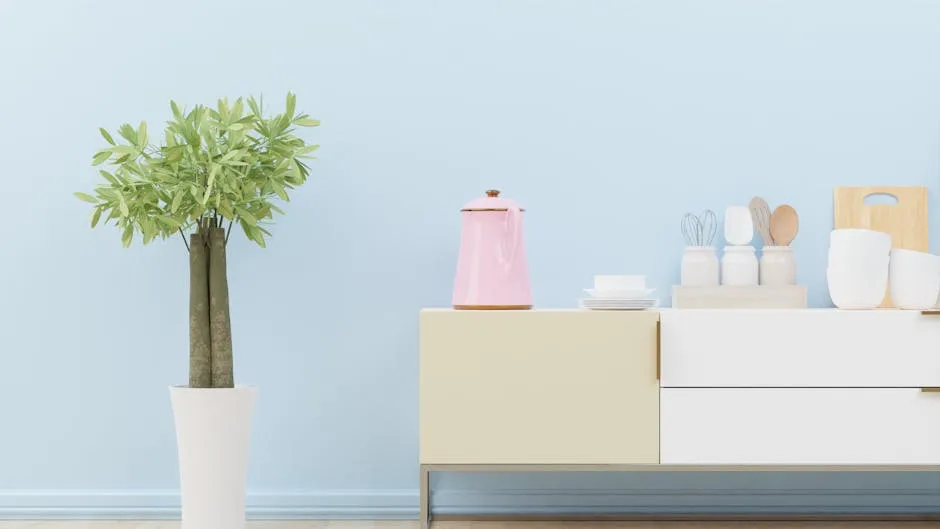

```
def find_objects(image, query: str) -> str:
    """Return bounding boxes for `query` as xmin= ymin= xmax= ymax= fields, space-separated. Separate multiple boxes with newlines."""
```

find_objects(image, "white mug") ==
xmin=724 ymin=205 xmax=754 ymax=246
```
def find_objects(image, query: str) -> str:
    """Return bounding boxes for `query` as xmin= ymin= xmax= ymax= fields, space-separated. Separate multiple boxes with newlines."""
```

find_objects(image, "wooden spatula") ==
xmin=769 ymin=205 xmax=799 ymax=246
xmin=749 ymin=196 xmax=774 ymax=245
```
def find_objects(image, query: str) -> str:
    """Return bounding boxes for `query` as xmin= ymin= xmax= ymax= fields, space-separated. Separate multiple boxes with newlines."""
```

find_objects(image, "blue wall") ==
xmin=2 ymin=0 xmax=940 ymax=517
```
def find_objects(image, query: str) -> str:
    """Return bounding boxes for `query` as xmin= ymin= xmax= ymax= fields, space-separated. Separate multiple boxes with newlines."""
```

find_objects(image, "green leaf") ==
xmin=118 ymin=123 xmax=138 ymax=146
xmin=220 ymin=150 xmax=241 ymax=163
xmin=119 ymin=199 xmax=129 ymax=217
xmin=156 ymin=215 xmax=181 ymax=229
xmin=109 ymin=145 xmax=137 ymax=155
xmin=171 ymin=189 xmax=183 ymax=213
xmin=218 ymin=199 xmax=234 ymax=219
xmin=121 ymin=224 xmax=134 ymax=247
xmin=140 ymin=217 xmax=155 ymax=243
xmin=297 ymin=144 xmax=320 ymax=155
xmin=138 ymin=121 xmax=148 ymax=148
xmin=268 ymin=203 xmax=285 ymax=215
xmin=234 ymin=206 xmax=257 ymax=226
xmin=90 ymin=207 xmax=102 ymax=228
xmin=247 ymin=96 xmax=261 ymax=116
xmin=285 ymin=92 xmax=296 ymax=119
xmin=166 ymin=146 xmax=183 ymax=163
xmin=92 ymin=150 xmax=111 ymax=166
xmin=171 ymin=100 xmax=183 ymax=120
xmin=99 ymin=127 xmax=115 ymax=145
xmin=228 ymin=123 xmax=245 ymax=131
xmin=270 ymin=180 xmax=289 ymax=201
xmin=74 ymin=192 xmax=98 ymax=203
xmin=295 ymin=118 xmax=320 ymax=127
xmin=202 ymin=164 xmax=219 ymax=204
xmin=99 ymin=170 xmax=119 ymax=185
xmin=240 ymin=220 xmax=266 ymax=248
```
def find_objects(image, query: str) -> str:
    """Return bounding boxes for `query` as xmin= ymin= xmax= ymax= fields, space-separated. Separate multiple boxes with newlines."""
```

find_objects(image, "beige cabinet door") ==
xmin=420 ymin=309 xmax=660 ymax=465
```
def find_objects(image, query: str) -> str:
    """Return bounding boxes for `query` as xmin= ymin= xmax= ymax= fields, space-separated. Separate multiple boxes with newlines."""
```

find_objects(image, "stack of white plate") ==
xmin=579 ymin=274 xmax=658 ymax=310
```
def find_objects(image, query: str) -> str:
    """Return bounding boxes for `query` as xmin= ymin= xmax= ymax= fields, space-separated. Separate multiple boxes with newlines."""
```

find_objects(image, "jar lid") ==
xmin=461 ymin=190 xmax=526 ymax=212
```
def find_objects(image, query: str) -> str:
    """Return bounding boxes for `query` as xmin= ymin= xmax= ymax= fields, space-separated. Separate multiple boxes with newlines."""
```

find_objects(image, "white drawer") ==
xmin=660 ymin=309 xmax=940 ymax=387
xmin=660 ymin=388 xmax=940 ymax=465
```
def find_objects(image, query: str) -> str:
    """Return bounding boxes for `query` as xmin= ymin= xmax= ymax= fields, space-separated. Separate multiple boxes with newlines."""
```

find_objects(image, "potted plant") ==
xmin=75 ymin=93 xmax=319 ymax=529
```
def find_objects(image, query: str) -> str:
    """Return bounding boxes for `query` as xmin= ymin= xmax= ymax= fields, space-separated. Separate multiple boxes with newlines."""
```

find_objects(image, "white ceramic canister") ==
xmin=721 ymin=245 xmax=758 ymax=286
xmin=760 ymin=246 xmax=796 ymax=286
xmin=681 ymin=246 xmax=719 ymax=286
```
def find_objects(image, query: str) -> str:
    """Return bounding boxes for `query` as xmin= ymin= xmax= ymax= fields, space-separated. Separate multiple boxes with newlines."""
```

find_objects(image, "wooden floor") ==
xmin=0 ymin=522 xmax=938 ymax=529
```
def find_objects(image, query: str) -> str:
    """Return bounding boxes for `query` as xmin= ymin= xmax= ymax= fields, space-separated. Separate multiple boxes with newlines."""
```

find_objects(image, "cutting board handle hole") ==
xmin=863 ymin=193 xmax=899 ymax=206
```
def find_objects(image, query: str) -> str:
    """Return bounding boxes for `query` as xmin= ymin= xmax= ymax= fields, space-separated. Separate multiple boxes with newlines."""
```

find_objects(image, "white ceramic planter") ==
xmin=170 ymin=385 xmax=257 ymax=529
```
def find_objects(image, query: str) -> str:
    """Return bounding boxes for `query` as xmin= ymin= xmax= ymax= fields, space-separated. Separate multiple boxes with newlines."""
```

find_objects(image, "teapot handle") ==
xmin=503 ymin=207 xmax=522 ymax=268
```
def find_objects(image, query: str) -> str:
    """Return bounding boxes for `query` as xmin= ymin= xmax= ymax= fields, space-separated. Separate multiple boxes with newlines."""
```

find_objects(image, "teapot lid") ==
xmin=460 ymin=189 xmax=525 ymax=212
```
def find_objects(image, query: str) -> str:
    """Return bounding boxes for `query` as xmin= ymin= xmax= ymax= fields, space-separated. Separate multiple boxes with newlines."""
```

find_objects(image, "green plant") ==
xmin=76 ymin=93 xmax=320 ymax=388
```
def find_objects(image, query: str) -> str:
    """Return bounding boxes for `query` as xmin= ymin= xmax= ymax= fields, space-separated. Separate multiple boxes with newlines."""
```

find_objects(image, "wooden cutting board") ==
xmin=833 ymin=186 xmax=928 ymax=308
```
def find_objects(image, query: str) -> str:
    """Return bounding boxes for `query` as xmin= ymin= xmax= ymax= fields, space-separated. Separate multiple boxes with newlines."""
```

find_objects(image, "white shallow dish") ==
xmin=584 ymin=288 xmax=655 ymax=299
xmin=580 ymin=299 xmax=658 ymax=310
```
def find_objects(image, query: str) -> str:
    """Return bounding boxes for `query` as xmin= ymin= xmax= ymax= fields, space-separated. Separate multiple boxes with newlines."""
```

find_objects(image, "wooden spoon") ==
xmin=769 ymin=204 xmax=799 ymax=246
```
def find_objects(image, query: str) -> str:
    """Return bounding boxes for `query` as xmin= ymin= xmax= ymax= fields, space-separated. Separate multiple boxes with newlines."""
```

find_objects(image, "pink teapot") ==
xmin=452 ymin=189 xmax=532 ymax=310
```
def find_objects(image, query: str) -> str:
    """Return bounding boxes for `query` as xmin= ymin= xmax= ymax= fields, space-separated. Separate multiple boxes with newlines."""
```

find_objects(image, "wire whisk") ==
xmin=681 ymin=210 xmax=717 ymax=247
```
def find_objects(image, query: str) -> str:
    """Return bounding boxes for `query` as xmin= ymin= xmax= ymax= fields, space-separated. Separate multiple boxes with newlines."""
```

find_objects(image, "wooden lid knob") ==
xmin=486 ymin=189 xmax=500 ymax=197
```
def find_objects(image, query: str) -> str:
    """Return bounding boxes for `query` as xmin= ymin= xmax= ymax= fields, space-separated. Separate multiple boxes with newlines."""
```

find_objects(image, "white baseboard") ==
xmin=0 ymin=490 xmax=417 ymax=519
xmin=0 ymin=487 xmax=938 ymax=519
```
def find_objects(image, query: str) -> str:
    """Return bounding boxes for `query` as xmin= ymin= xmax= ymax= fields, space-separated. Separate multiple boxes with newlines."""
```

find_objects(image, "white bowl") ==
xmin=889 ymin=249 xmax=940 ymax=309
xmin=829 ymin=229 xmax=892 ymax=255
xmin=828 ymin=250 xmax=889 ymax=268
xmin=826 ymin=249 xmax=890 ymax=309
xmin=828 ymin=265 xmax=888 ymax=309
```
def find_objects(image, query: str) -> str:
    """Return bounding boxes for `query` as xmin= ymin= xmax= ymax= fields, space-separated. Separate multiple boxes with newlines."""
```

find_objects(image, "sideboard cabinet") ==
xmin=418 ymin=308 xmax=940 ymax=527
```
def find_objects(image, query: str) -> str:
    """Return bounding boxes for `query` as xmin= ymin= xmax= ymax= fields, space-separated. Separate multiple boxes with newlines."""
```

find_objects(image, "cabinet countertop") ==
xmin=420 ymin=307 xmax=933 ymax=313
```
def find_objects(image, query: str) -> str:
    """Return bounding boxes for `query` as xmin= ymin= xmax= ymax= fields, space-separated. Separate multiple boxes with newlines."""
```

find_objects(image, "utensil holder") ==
xmin=760 ymin=246 xmax=797 ymax=286
xmin=721 ymin=245 xmax=758 ymax=286
xmin=681 ymin=246 xmax=720 ymax=287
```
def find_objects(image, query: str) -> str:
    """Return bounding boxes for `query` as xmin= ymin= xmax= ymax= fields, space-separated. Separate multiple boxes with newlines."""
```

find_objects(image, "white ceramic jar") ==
xmin=681 ymin=246 xmax=719 ymax=286
xmin=760 ymin=246 xmax=796 ymax=286
xmin=721 ymin=245 xmax=758 ymax=286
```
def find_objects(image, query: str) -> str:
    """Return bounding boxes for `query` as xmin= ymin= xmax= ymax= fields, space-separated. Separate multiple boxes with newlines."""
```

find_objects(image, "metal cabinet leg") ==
xmin=419 ymin=465 xmax=431 ymax=529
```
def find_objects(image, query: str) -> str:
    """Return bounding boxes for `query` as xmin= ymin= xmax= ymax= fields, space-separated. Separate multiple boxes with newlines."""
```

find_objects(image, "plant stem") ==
xmin=225 ymin=218 xmax=235 ymax=245
xmin=208 ymin=226 xmax=234 ymax=388
xmin=188 ymin=231 xmax=212 ymax=388
xmin=178 ymin=228 xmax=190 ymax=253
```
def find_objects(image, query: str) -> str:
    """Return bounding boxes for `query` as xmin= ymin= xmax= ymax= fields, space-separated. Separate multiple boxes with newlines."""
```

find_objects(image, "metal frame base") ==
xmin=419 ymin=463 xmax=940 ymax=528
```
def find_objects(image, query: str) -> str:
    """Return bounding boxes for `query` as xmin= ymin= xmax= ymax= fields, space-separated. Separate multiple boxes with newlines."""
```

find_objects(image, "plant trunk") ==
xmin=188 ymin=231 xmax=212 ymax=388
xmin=208 ymin=226 xmax=234 ymax=388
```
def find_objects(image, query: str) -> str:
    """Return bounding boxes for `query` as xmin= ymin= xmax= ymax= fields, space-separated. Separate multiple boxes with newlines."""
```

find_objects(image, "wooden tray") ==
xmin=833 ymin=186 xmax=928 ymax=308
xmin=672 ymin=285 xmax=807 ymax=309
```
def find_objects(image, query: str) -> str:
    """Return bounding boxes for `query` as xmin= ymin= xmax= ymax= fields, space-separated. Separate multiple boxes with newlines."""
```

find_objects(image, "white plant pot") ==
xmin=170 ymin=385 xmax=257 ymax=529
